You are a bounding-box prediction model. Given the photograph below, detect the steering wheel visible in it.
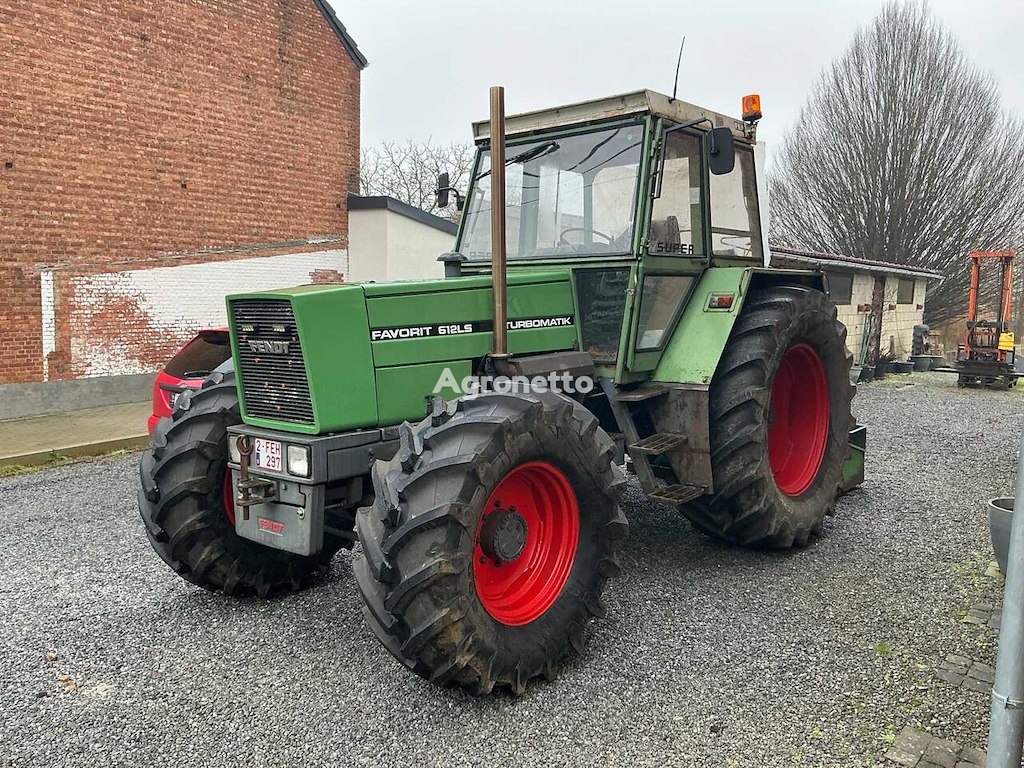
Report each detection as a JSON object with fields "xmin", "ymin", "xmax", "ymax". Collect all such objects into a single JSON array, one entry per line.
[{"xmin": 558, "ymin": 227, "xmax": 614, "ymax": 246}]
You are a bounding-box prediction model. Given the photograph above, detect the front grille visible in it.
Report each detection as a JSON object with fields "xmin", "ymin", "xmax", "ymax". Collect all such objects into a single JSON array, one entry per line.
[{"xmin": 232, "ymin": 298, "xmax": 315, "ymax": 425}]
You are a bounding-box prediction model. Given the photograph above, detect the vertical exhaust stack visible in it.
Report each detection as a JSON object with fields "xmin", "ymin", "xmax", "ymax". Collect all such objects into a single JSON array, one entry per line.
[{"xmin": 489, "ymin": 85, "xmax": 509, "ymax": 359}]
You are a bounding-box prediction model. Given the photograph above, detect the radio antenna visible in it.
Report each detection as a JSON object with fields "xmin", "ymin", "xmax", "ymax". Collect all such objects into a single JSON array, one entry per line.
[{"xmin": 671, "ymin": 36, "xmax": 686, "ymax": 101}]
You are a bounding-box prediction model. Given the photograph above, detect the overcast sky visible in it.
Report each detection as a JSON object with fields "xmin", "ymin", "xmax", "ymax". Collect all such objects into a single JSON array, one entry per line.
[{"xmin": 332, "ymin": 0, "xmax": 1024, "ymax": 161}]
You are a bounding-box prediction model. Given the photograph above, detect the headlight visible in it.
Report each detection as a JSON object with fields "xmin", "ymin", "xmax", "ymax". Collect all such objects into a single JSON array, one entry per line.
[
  {"xmin": 228, "ymin": 436, "xmax": 241, "ymax": 464},
  {"xmin": 286, "ymin": 444, "xmax": 310, "ymax": 478}
]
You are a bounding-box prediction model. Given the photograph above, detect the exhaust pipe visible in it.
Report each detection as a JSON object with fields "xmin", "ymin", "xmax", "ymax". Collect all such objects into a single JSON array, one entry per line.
[{"xmin": 489, "ymin": 85, "xmax": 508, "ymax": 359}]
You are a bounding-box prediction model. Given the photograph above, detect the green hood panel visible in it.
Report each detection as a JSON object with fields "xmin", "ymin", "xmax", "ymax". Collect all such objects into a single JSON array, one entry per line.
[
  {"xmin": 228, "ymin": 270, "xmax": 578, "ymax": 434},
  {"xmin": 228, "ymin": 284, "xmax": 377, "ymax": 435}
]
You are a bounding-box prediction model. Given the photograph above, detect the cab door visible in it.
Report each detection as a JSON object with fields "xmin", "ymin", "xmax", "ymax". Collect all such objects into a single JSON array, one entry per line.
[{"xmin": 619, "ymin": 126, "xmax": 708, "ymax": 379}]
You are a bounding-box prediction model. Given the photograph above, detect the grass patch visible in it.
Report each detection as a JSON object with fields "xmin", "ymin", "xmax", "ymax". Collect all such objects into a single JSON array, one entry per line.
[
  {"xmin": 0, "ymin": 463, "xmax": 37, "ymax": 478},
  {"xmin": 0, "ymin": 451, "xmax": 72, "ymax": 478},
  {"xmin": 873, "ymin": 641, "xmax": 895, "ymax": 657}
]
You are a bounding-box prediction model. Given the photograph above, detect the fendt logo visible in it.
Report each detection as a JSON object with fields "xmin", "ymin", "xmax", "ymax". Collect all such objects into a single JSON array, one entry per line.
[
  {"xmin": 258, "ymin": 518, "xmax": 284, "ymax": 535},
  {"xmin": 248, "ymin": 339, "xmax": 291, "ymax": 355}
]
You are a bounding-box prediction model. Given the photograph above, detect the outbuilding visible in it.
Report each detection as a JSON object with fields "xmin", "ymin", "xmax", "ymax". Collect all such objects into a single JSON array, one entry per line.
[{"xmin": 771, "ymin": 247, "xmax": 943, "ymax": 365}]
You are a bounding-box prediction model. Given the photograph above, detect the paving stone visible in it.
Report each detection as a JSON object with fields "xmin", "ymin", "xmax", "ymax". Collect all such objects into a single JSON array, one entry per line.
[
  {"xmin": 886, "ymin": 726, "xmax": 931, "ymax": 766},
  {"xmin": 973, "ymin": 602, "xmax": 994, "ymax": 611},
  {"xmin": 958, "ymin": 745, "xmax": 986, "ymax": 765},
  {"xmin": 961, "ymin": 676, "xmax": 991, "ymax": 693},
  {"xmin": 935, "ymin": 668, "xmax": 965, "ymax": 685},
  {"xmin": 967, "ymin": 663, "xmax": 995, "ymax": 683},
  {"xmin": 885, "ymin": 748, "xmax": 923, "ymax": 767},
  {"xmin": 989, "ymin": 611, "xmax": 1002, "ymax": 630},
  {"xmin": 962, "ymin": 614, "xmax": 988, "ymax": 626},
  {"xmin": 947, "ymin": 654, "xmax": 972, "ymax": 667},
  {"xmin": 922, "ymin": 737, "xmax": 959, "ymax": 768}
]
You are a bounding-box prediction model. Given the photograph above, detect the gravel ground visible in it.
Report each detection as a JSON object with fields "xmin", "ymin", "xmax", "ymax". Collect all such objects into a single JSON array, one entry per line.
[{"xmin": 0, "ymin": 372, "xmax": 1019, "ymax": 767}]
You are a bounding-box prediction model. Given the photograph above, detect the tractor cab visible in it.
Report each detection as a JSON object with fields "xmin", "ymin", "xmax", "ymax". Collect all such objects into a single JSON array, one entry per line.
[{"xmin": 443, "ymin": 90, "xmax": 771, "ymax": 382}]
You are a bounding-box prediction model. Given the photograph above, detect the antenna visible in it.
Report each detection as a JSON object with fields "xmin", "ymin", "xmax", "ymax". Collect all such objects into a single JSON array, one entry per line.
[{"xmin": 671, "ymin": 36, "xmax": 686, "ymax": 101}]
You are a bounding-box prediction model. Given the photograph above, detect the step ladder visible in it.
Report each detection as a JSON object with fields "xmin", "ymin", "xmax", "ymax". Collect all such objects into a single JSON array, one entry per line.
[{"xmin": 600, "ymin": 381, "xmax": 705, "ymax": 508}]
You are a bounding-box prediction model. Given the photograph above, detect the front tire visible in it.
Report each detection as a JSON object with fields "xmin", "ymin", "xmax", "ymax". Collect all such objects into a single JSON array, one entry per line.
[
  {"xmin": 684, "ymin": 286, "xmax": 854, "ymax": 548},
  {"xmin": 138, "ymin": 371, "xmax": 342, "ymax": 596},
  {"xmin": 354, "ymin": 391, "xmax": 627, "ymax": 695}
]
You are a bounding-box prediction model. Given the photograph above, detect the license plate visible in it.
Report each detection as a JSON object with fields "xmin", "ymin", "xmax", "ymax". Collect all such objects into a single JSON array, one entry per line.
[{"xmin": 253, "ymin": 438, "xmax": 282, "ymax": 472}]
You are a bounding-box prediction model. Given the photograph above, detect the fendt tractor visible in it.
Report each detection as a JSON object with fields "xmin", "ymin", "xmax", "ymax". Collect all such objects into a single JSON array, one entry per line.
[{"xmin": 139, "ymin": 88, "xmax": 864, "ymax": 695}]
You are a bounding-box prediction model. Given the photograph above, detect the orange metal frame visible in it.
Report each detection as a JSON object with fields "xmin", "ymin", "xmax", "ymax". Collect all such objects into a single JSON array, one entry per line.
[{"xmin": 964, "ymin": 249, "xmax": 1016, "ymax": 359}]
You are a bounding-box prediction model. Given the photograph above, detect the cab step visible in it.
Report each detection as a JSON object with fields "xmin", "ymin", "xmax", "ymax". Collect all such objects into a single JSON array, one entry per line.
[
  {"xmin": 648, "ymin": 484, "xmax": 705, "ymax": 506},
  {"xmin": 615, "ymin": 386, "xmax": 669, "ymax": 403},
  {"xmin": 631, "ymin": 432, "xmax": 687, "ymax": 455}
]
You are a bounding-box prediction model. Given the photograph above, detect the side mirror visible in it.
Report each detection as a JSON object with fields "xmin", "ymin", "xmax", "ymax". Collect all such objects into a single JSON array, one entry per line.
[
  {"xmin": 708, "ymin": 127, "xmax": 735, "ymax": 175},
  {"xmin": 436, "ymin": 172, "xmax": 450, "ymax": 208}
]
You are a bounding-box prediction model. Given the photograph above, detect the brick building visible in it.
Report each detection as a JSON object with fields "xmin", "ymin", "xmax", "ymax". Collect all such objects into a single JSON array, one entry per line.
[{"xmin": 0, "ymin": 0, "xmax": 365, "ymax": 392}]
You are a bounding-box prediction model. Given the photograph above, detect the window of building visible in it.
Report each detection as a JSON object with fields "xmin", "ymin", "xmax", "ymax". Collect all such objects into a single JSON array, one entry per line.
[
  {"xmin": 825, "ymin": 271, "xmax": 853, "ymax": 305},
  {"xmin": 897, "ymin": 278, "xmax": 916, "ymax": 304}
]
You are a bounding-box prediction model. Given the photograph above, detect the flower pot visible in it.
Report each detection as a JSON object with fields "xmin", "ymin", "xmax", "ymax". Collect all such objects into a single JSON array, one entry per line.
[
  {"xmin": 911, "ymin": 355, "xmax": 931, "ymax": 372},
  {"xmin": 990, "ymin": 497, "xmax": 1013, "ymax": 573},
  {"xmin": 895, "ymin": 361, "xmax": 915, "ymax": 374},
  {"xmin": 859, "ymin": 365, "xmax": 875, "ymax": 383}
]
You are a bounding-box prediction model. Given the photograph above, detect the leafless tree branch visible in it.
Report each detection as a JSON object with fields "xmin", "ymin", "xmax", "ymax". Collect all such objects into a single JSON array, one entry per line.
[
  {"xmin": 769, "ymin": 0, "xmax": 1024, "ymax": 325},
  {"xmin": 359, "ymin": 139, "xmax": 475, "ymax": 222}
]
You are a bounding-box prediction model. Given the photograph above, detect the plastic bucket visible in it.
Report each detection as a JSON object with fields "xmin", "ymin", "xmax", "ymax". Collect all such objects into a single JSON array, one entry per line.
[{"xmin": 911, "ymin": 355, "xmax": 931, "ymax": 372}]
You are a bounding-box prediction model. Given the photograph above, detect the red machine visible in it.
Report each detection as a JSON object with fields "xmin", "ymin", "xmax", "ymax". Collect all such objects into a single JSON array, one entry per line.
[{"xmin": 955, "ymin": 249, "xmax": 1018, "ymax": 389}]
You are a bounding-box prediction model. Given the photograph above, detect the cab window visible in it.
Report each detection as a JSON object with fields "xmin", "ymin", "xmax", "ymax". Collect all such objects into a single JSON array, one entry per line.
[
  {"xmin": 648, "ymin": 132, "xmax": 703, "ymax": 257},
  {"xmin": 709, "ymin": 148, "xmax": 762, "ymax": 259}
]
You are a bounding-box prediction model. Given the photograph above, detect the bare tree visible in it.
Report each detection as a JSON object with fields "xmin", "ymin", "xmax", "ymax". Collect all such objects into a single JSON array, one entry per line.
[
  {"xmin": 769, "ymin": 1, "xmax": 1024, "ymax": 325},
  {"xmin": 360, "ymin": 139, "xmax": 475, "ymax": 221}
]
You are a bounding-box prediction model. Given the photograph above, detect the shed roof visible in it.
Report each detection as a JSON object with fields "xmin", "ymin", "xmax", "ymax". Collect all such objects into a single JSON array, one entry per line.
[
  {"xmin": 348, "ymin": 194, "xmax": 458, "ymax": 235},
  {"xmin": 771, "ymin": 246, "xmax": 943, "ymax": 282},
  {"xmin": 312, "ymin": 0, "xmax": 367, "ymax": 69}
]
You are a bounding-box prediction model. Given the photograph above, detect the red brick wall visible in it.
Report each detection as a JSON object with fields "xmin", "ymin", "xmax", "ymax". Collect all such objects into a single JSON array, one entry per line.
[{"xmin": 0, "ymin": 0, "xmax": 361, "ymax": 384}]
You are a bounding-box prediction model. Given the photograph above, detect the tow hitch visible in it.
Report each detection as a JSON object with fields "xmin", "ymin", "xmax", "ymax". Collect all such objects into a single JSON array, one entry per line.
[{"xmin": 234, "ymin": 435, "xmax": 275, "ymax": 519}]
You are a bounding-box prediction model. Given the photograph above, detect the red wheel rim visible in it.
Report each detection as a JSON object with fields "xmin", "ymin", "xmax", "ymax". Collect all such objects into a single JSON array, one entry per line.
[
  {"xmin": 222, "ymin": 469, "xmax": 236, "ymax": 526},
  {"xmin": 767, "ymin": 343, "xmax": 830, "ymax": 496},
  {"xmin": 473, "ymin": 461, "xmax": 580, "ymax": 626}
]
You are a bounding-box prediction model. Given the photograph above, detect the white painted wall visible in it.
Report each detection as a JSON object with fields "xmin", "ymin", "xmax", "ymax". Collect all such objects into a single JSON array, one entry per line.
[
  {"xmin": 880, "ymin": 277, "xmax": 927, "ymax": 360},
  {"xmin": 832, "ymin": 273, "xmax": 927, "ymax": 363},
  {"xmin": 348, "ymin": 207, "xmax": 454, "ymax": 283},
  {"xmin": 68, "ymin": 250, "xmax": 347, "ymax": 377},
  {"xmin": 39, "ymin": 271, "xmax": 56, "ymax": 381}
]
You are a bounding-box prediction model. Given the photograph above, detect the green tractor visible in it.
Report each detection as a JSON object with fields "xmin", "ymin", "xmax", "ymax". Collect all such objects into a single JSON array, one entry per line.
[{"xmin": 139, "ymin": 88, "xmax": 863, "ymax": 695}]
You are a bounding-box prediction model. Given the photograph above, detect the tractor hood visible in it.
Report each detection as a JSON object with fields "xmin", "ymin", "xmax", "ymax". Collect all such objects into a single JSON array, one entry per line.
[{"xmin": 226, "ymin": 271, "xmax": 577, "ymax": 435}]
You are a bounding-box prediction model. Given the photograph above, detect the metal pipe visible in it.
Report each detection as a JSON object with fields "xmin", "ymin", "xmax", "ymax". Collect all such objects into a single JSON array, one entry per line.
[
  {"xmin": 489, "ymin": 85, "xmax": 508, "ymax": 358},
  {"xmin": 987, "ymin": 429, "xmax": 1024, "ymax": 765}
]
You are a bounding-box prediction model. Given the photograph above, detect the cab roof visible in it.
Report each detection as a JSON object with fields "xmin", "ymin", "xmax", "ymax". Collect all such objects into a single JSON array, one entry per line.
[{"xmin": 472, "ymin": 89, "xmax": 756, "ymax": 144}]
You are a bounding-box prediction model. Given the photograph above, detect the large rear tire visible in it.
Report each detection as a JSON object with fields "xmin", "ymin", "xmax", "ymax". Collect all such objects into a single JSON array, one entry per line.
[
  {"xmin": 354, "ymin": 391, "xmax": 627, "ymax": 695},
  {"xmin": 684, "ymin": 286, "xmax": 854, "ymax": 548},
  {"xmin": 138, "ymin": 371, "xmax": 343, "ymax": 596}
]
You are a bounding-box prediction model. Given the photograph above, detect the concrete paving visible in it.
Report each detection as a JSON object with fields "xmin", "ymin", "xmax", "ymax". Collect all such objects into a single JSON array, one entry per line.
[{"xmin": 0, "ymin": 402, "xmax": 151, "ymax": 466}]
